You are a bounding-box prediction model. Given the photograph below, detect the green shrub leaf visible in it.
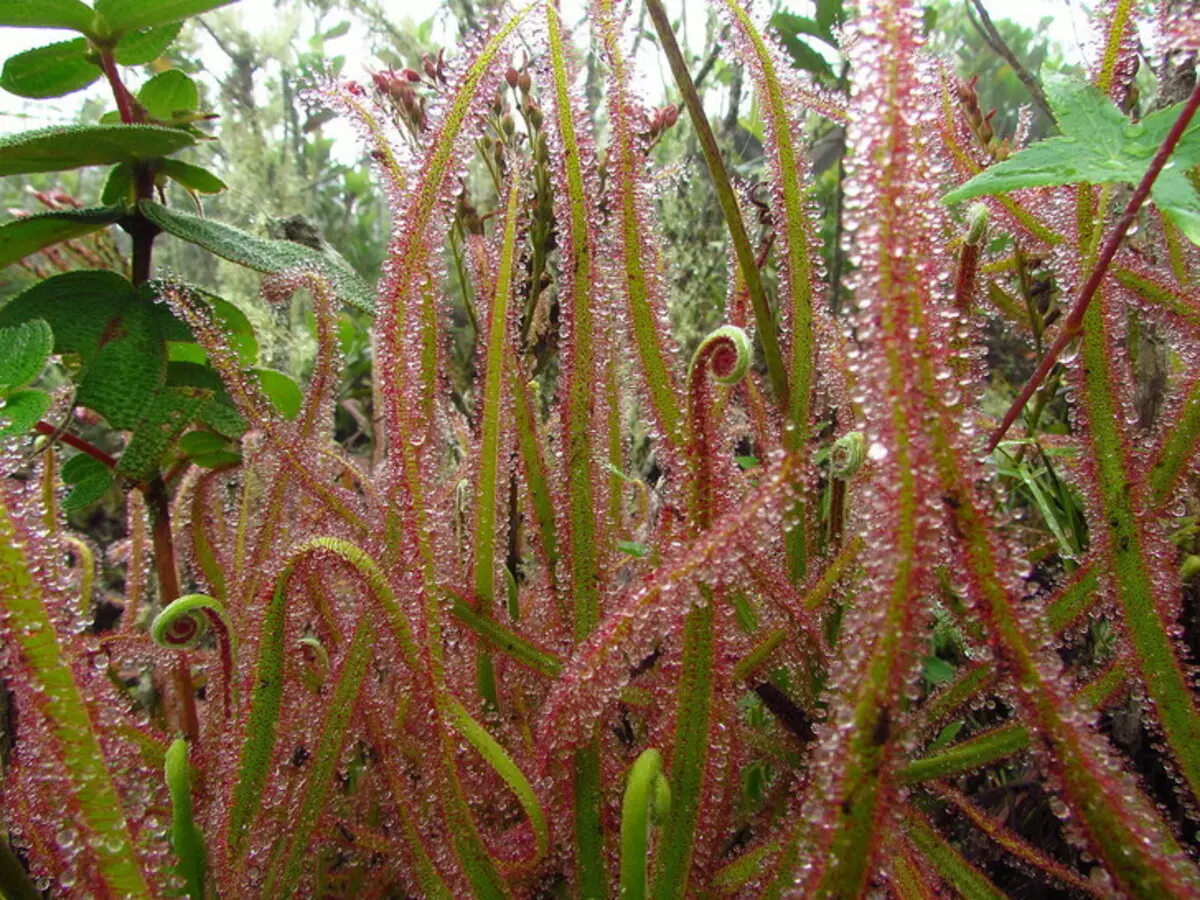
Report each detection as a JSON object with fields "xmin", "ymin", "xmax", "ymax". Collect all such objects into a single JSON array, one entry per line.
[
  {"xmin": 0, "ymin": 125, "xmax": 196, "ymax": 176},
  {"xmin": 0, "ymin": 270, "xmax": 168, "ymax": 428},
  {"xmin": 0, "ymin": 39, "xmax": 100, "ymax": 99},
  {"xmin": 178, "ymin": 429, "xmax": 239, "ymax": 467},
  {"xmin": 0, "ymin": 0, "xmax": 96, "ymax": 33},
  {"xmin": 94, "ymin": 0, "xmax": 239, "ymax": 34},
  {"xmin": 770, "ymin": 12, "xmax": 836, "ymax": 76},
  {"xmin": 943, "ymin": 75, "xmax": 1200, "ymax": 243},
  {"xmin": 101, "ymin": 164, "xmax": 135, "ymax": 205},
  {"xmin": 140, "ymin": 201, "xmax": 375, "ymax": 313},
  {"xmin": 117, "ymin": 386, "xmax": 211, "ymax": 482},
  {"xmin": 113, "ymin": 22, "xmax": 183, "ymax": 65},
  {"xmin": 137, "ymin": 70, "xmax": 199, "ymax": 120},
  {"xmin": 0, "ymin": 206, "xmax": 125, "ymax": 269},
  {"xmin": 253, "ymin": 369, "xmax": 302, "ymax": 420},
  {"xmin": 166, "ymin": 362, "xmax": 246, "ymax": 436},
  {"xmin": 0, "ymin": 319, "xmax": 53, "ymax": 391},
  {"xmin": 0, "ymin": 389, "xmax": 50, "ymax": 440},
  {"xmin": 158, "ymin": 158, "xmax": 226, "ymax": 194},
  {"xmin": 61, "ymin": 453, "xmax": 115, "ymax": 509}
]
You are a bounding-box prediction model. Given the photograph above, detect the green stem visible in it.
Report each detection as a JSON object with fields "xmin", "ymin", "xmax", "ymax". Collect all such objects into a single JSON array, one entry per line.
[{"xmin": 643, "ymin": 0, "xmax": 790, "ymax": 408}]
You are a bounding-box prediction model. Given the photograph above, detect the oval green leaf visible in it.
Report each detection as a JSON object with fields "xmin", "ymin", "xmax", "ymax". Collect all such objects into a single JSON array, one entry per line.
[
  {"xmin": 141, "ymin": 200, "xmax": 375, "ymax": 313},
  {"xmin": 0, "ymin": 389, "xmax": 50, "ymax": 440},
  {"xmin": 94, "ymin": 0, "xmax": 239, "ymax": 34},
  {"xmin": 0, "ymin": 319, "xmax": 53, "ymax": 390},
  {"xmin": 0, "ymin": 206, "xmax": 125, "ymax": 270},
  {"xmin": 137, "ymin": 69, "xmax": 199, "ymax": 120},
  {"xmin": 158, "ymin": 158, "xmax": 226, "ymax": 194},
  {"xmin": 0, "ymin": 0, "xmax": 95, "ymax": 33},
  {"xmin": 113, "ymin": 22, "xmax": 183, "ymax": 65},
  {"xmin": 253, "ymin": 369, "xmax": 302, "ymax": 420},
  {"xmin": 0, "ymin": 38, "xmax": 100, "ymax": 99},
  {"xmin": 0, "ymin": 124, "xmax": 195, "ymax": 176}
]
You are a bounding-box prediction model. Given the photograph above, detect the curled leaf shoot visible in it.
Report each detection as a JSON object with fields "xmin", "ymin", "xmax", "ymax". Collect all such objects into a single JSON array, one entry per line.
[
  {"xmin": 151, "ymin": 593, "xmax": 237, "ymax": 716},
  {"xmin": 643, "ymin": 0, "xmax": 789, "ymax": 408},
  {"xmin": 620, "ymin": 748, "xmax": 671, "ymax": 900},
  {"xmin": 647, "ymin": 326, "xmax": 750, "ymax": 897},
  {"xmin": 686, "ymin": 325, "xmax": 752, "ymax": 529},
  {"xmin": 165, "ymin": 738, "xmax": 207, "ymax": 900},
  {"xmin": 714, "ymin": 0, "xmax": 826, "ymax": 437},
  {"xmin": 829, "ymin": 431, "xmax": 866, "ymax": 480}
]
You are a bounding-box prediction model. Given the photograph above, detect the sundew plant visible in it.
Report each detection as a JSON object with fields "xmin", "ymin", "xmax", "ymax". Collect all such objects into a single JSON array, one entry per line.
[{"xmin": 1, "ymin": 0, "xmax": 1199, "ymax": 896}]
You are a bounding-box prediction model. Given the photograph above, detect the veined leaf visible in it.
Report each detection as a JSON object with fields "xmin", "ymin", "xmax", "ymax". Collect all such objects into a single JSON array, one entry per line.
[
  {"xmin": 0, "ymin": 0, "xmax": 95, "ymax": 33},
  {"xmin": 0, "ymin": 206, "xmax": 125, "ymax": 269},
  {"xmin": 113, "ymin": 22, "xmax": 183, "ymax": 64},
  {"xmin": 943, "ymin": 76, "xmax": 1200, "ymax": 243},
  {"xmin": 770, "ymin": 12, "xmax": 836, "ymax": 76},
  {"xmin": 0, "ymin": 319, "xmax": 53, "ymax": 391},
  {"xmin": 102, "ymin": 163, "xmax": 135, "ymax": 205},
  {"xmin": 158, "ymin": 158, "xmax": 226, "ymax": 194},
  {"xmin": 137, "ymin": 69, "xmax": 199, "ymax": 120},
  {"xmin": 94, "ymin": 0, "xmax": 239, "ymax": 34},
  {"xmin": 0, "ymin": 270, "xmax": 170, "ymax": 429},
  {"xmin": 140, "ymin": 201, "xmax": 374, "ymax": 313},
  {"xmin": 61, "ymin": 453, "xmax": 115, "ymax": 509},
  {"xmin": 0, "ymin": 389, "xmax": 50, "ymax": 440},
  {"xmin": 252, "ymin": 369, "xmax": 302, "ymax": 420},
  {"xmin": 117, "ymin": 386, "xmax": 211, "ymax": 482},
  {"xmin": 0, "ymin": 39, "xmax": 100, "ymax": 99},
  {"xmin": 0, "ymin": 125, "xmax": 195, "ymax": 176}
]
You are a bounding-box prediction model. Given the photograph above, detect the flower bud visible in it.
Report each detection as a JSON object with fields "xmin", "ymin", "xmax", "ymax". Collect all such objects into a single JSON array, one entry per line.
[
  {"xmin": 506, "ymin": 66, "xmax": 520, "ymax": 88},
  {"xmin": 965, "ymin": 203, "xmax": 988, "ymax": 246}
]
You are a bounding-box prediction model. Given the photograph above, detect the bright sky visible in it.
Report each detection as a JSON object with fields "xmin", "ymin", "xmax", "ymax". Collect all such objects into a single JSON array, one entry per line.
[{"xmin": 0, "ymin": 0, "xmax": 1097, "ymax": 137}]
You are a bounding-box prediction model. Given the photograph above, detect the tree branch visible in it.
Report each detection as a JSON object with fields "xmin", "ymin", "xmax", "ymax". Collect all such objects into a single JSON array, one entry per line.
[{"xmin": 965, "ymin": 0, "xmax": 1055, "ymax": 125}]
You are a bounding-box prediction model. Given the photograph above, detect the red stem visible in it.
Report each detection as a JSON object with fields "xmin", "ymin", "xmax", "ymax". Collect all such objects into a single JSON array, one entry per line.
[
  {"xmin": 99, "ymin": 52, "xmax": 138, "ymax": 125},
  {"xmin": 34, "ymin": 421, "xmax": 117, "ymax": 469},
  {"xmin": 984, "ymin": 82, "xmax": 1200, "ymax": 454}
]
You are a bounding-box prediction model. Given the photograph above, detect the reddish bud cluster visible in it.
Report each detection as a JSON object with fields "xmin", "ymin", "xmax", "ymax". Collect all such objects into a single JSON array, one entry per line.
[
  {"xmin": 505, "ymin": 65, "xmax": 532, "ymax": 94},
  {"xmin": 645, "ymin": 103, "xmax": 680, "ymax": 142},
  {"xmin": 372, "ymin": 69, "xmax": 427, "ymax": 133},
  {"xmin": 955, "ymin": 75, "xmax": 998, "ymax": 153},
  {"xmin": 422, "ymin": 48, "xmax": 447, "ymax": 84}
]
